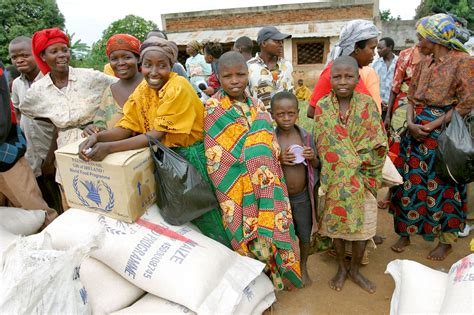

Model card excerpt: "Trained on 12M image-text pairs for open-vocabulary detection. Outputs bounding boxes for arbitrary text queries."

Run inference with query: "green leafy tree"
[86,15,157,70]
[0,0,65,63]
[415,0,473,30]
[67,32,90,66]
[380,9,402,21]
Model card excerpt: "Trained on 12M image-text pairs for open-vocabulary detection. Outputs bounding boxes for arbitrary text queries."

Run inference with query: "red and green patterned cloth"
[204,90,303,290]
[313,91,387,235]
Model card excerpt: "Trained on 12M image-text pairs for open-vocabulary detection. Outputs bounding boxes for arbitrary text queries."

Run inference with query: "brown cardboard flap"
[55,139,149,166]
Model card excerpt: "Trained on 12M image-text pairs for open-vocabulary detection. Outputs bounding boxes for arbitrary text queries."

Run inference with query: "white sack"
[252,292,277,315]
[0,207,45,235]
[111,294,194,314]
[80,257,145,314]
[0,227,18,262]
[385,259,447,315]
[440,254,474,314]
[382,156,403,187]
[0,232,100,314]
[235,273,275,315]
[44,206,265,314]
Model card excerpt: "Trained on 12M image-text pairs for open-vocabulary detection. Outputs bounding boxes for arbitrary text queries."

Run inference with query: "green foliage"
[67,32,90,67]
[84,15,157,71]
[380,9,402,22]
[415,0,474,30]
[0,0,65,63]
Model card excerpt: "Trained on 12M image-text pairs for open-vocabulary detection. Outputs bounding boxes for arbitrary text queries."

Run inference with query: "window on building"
[296,42,325,64]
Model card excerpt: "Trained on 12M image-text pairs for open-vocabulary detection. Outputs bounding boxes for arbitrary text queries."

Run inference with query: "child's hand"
[280,147,296,166]
[302,146,315,160]
[79,134,98,161]
[82,124,103,137]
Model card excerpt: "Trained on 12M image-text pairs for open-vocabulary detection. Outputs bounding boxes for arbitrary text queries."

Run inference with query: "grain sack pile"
[43,205,276,314]
[385,255,474,315]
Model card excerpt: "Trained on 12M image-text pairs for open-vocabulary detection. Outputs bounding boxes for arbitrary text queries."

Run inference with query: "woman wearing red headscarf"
[83,34,142,135]
[19,28,116,208]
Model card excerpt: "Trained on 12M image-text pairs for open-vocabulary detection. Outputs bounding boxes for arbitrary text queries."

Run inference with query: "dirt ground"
[269,203,473,315]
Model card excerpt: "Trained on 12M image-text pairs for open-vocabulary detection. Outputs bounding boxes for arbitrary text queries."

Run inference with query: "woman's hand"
[407,122,431,142]
[79,134,98,161]
[82,124,104,137]
[280,147,296,166]
[84,143,111,161]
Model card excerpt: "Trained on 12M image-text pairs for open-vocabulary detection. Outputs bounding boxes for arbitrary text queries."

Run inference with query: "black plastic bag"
[147,136,218,225]
[435,110,474,184]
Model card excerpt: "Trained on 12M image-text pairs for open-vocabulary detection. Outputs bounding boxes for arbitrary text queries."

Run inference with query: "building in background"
[162,0,379,87]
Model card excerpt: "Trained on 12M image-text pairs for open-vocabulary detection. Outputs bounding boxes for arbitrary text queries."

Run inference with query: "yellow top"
[117,72,204,147]
[295,85,312,101]
[103,63,115,76]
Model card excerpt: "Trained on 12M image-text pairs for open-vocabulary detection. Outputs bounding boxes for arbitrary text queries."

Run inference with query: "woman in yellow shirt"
[79,36,232,247]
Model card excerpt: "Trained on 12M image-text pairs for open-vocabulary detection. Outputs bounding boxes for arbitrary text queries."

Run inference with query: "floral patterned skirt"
[319,191,377,241]
[389,106,467,241]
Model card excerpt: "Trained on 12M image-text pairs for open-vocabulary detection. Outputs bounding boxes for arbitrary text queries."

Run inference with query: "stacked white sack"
[440,254,474,314]
[386,255,474,315]
[44,206,267,314]
[385,259,447,315]
[111,272,276,315]
[0,232,99,314]
[80,257,145,314]
[0,207,46,259]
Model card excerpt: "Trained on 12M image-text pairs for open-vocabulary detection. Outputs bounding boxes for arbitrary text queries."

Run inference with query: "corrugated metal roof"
[167,21,348,45]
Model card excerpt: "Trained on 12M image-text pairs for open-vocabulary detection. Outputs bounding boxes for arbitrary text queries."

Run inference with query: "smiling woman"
[83,34,143,135]
[19,28,117,209]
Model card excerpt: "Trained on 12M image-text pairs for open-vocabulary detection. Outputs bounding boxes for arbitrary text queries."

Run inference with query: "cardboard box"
[55,140,156,223]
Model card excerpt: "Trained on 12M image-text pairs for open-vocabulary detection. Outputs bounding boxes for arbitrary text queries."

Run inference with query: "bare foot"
[301,267,313,287]
[328,267,347,292]
[391,236,410,253]
[377,200,390,209]
[349,269,376,294]
[373,235,385,245]
[427,243,452,261]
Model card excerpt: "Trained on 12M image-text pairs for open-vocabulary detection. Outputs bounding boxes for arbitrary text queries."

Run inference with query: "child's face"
[218,62,248,101]
[271,98,298,131]
[330,64,358,99]
[141,51,171,90]
[9,42,37,75]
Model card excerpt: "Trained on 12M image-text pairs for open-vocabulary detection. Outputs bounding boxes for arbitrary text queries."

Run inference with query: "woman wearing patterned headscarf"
[390,14,473,260]
[20,28,116,209]
[307,19,382,118]
[83,34,142,135]
[78,37,232,248]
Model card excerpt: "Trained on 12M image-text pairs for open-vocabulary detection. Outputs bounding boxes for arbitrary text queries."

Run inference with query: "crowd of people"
[0,12,472,296]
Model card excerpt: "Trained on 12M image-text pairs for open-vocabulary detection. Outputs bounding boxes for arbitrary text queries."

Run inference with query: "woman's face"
[417,33,435,55]
[204,51,214,64]
[41,43,70,74]
[352,37,378,67]
[109,49,139,80]
[141,50,171,90]
[186,45,197,56]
